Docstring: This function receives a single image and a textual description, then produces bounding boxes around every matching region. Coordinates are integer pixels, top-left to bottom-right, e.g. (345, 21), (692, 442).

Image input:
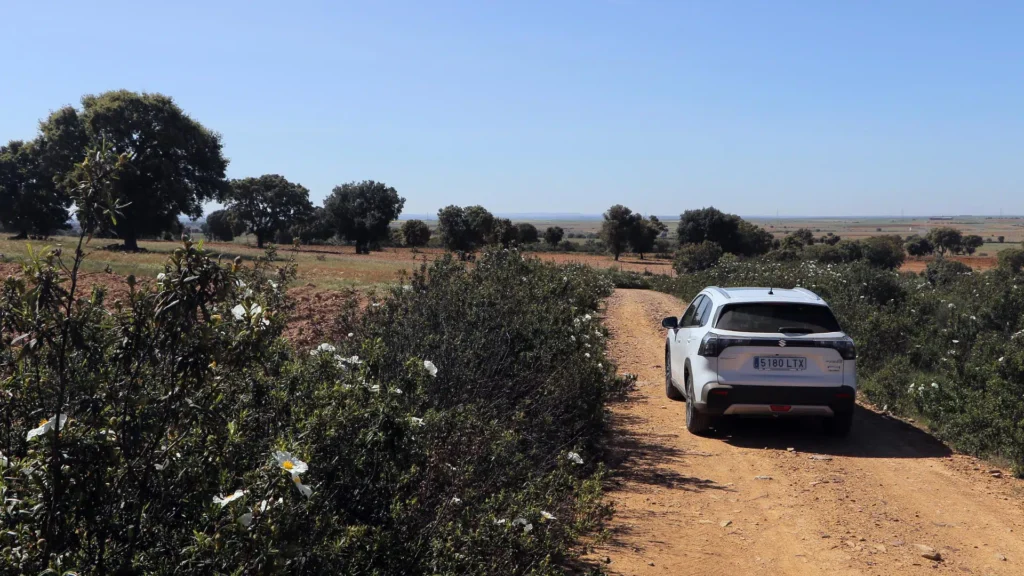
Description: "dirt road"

(591, 289), (1024, 576)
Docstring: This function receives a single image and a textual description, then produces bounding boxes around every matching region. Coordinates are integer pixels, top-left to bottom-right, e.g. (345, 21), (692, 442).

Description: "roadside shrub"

(998, 248), (1024, 274)
(861, 235), (905, 269)
(804, 243), (843, 264)
(926, 257), (972, 286)
(0, 243), (618, 574)
(673, 241), (722, 273)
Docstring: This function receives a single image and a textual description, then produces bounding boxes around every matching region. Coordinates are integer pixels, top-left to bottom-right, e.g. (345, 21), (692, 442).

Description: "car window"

(697, 297), (713, 326)
(679, 296), (703, 327)
(714, 303), (842, 334)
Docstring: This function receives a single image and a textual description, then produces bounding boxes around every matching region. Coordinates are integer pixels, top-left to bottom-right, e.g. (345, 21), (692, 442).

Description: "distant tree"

(600, 204), (638, 261)
(401, 219), (432, 247)
(437, 205), (475, 252)
(997, 248), (1024, 274)
(0, 140), (70, 238)
(962, 234), (984, 255)
(789, 228), (815, 246)
(861, 235), (906, 269)
(673, 241), (723, 273)
(998, 235), (1005, 243)
(804, 244), (843, 264)
(677, 206), (772, 256)
(203, 209), (237, 242)
(628, 215), (667, 260)
(489, 218), (518, 247)
(543, 226), (564, 247)
(904, 235), (934, 257)
(226, 174), (313, 248)
(323, 180), (405, 254)
(927, 227), (963, 256)
(464, 205), (496, 246)
(819, 233), (841, 246)
(516, 222), (539, 244)
(780, 234), (806, 251)
(291, 206), (334, 244)
(834, 239), (863, 263)
(39, 90), (229, 250)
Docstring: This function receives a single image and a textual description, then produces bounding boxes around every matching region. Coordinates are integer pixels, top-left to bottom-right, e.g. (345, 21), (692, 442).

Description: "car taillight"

(834, 338), (857, 360)
(698, 333), (720, 357)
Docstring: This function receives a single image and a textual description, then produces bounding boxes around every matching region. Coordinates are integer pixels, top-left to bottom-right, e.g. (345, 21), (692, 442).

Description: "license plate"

(754, 357), (807, 371)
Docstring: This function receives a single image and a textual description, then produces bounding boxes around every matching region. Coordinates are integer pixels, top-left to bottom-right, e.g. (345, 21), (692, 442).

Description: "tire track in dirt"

(589, 289), (1024, 576)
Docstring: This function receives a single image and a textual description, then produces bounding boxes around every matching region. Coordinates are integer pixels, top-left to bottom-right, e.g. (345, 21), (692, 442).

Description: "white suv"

(663, 287), (857, 437)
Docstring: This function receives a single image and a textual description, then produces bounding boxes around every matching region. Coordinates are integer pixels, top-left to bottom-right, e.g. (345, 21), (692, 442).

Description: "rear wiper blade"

(778, 327), (813, 334)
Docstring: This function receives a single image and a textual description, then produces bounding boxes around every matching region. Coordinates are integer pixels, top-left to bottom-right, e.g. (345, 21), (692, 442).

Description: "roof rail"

(707, 286), (731, 299)
(792, 286), (821, 300)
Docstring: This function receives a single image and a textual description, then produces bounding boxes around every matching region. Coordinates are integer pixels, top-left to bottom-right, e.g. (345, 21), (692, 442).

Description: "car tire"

(665, 348), (684, 401)
(823, 410), (854, 437)
(684, 372), (715, 435)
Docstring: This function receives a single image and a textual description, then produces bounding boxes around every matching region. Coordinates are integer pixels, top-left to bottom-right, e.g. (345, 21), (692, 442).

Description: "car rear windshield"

(714, 303), (842, 334)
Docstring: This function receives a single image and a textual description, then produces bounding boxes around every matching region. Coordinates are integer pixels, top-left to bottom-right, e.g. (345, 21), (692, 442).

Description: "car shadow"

(716, 404), (952, 459)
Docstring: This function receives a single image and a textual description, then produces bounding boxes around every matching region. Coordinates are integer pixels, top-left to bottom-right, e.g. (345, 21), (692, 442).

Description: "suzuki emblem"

(778, 340), (787, 347)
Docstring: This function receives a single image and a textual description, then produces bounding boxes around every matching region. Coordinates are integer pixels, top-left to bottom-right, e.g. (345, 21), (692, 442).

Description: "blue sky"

(2, 1), (1022, 217)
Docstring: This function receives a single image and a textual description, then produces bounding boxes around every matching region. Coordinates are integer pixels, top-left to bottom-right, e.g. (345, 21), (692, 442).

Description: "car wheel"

(684, 372), (714, 435)
(823, 410), (854, 437)
(665, 348), (684, 401)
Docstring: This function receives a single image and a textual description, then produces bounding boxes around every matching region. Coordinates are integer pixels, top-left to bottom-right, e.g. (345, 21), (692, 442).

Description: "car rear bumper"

(697, 384), (856, 416)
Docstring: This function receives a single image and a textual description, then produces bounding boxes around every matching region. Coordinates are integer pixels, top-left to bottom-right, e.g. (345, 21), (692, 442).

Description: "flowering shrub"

(0, 241), (619, 574)
(628, 258), (1024, 475)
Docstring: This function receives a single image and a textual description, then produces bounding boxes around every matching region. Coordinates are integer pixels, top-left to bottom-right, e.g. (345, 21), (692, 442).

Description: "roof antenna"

(768, 287), (774, 295)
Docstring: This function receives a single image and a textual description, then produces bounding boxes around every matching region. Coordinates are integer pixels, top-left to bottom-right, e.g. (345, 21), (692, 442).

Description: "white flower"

(952, 340), (959, 344)
(567, 452), (584, 465)
(238, 512), (253, 527)
(970, 315), (976, 320)
(393, 388), (403, 395)
(273, 451), (308, 476)
(597, 363), (602, 369)
(269, 280), (278, 289)
(423, 360), (438, 377)
(311, 343), (336, 356)
(494, 518), (507, 525)
(292, 475), (313, 497)
(999, 356), (1005, 363)
(346, 355), (363, 365)
(931, 382), (939, 389)
(511, 517), (534, 532)
(540, 511), (556, 521)
(450, 496), (462, 504)
(948, 303), (955, 309)
(570, 336), (576, 342)
(583, 314), (591, 322)
(409, 417), (425, 427)
(156, 272), (166, 281)
(908, 384), (915, 392)
(250, 304), (263, 316)
(584, 353), (590, 358)
(347, 333), (354, 338)
(369, 384), (380, 393)
(213, 489), (246, 507)
(0, 451), (7, 468)
(231, 304), (247, 320)
(26, 415), (68, 441)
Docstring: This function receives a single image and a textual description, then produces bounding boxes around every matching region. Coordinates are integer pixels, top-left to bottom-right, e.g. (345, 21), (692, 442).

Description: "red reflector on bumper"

(769, 405), (791, 412)
(710, 389), (729, 396)
(835, 393), (853, 399)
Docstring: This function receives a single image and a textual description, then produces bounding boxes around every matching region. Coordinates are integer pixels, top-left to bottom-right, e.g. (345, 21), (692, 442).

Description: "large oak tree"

(0, 140), (71, 238)
(226, 174), (313, 248)
(323, 180), (405, 254)
(39, 90), (228, 249)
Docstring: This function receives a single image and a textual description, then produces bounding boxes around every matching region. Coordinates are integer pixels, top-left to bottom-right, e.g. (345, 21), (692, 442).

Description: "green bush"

(925, 257), (973, 285)
(998, 248), (1024, 274)
(0, 244), (619, 574)
(673, 241), (723, 273)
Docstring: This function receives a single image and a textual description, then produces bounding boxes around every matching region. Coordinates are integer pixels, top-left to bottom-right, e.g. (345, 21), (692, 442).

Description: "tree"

(835, 239), (863, 263)
(203, 209), (237, 241)
(293, 206), (335, 244)
(0, 140), (70, 238)
(515, 222), (539, 244)
(38, 90), (229, 250)
(962, 234), (984, 255)
(780, 234), (806, 251)
(401, 219), (432, 247)
(628, 215), (667, 260)
(464, 205), (496, 246)
(927, 227), (963, 256)
(819, 233), (841, 246)
(225, 174), (313, 248)
(543, 226), (564, 247)
(677, 206), (772, 256)
(904, 235), (934, 257)
(998, 235), (1005, 243)
(489, 218), (518, 247)
(323, 180), (405, 254)
(673, 241), (723, 273)
(789, 228), (815, 246)
(437, 205), (475, 252)
(600, 204), (637, 261)
(861, 235), (906, 269)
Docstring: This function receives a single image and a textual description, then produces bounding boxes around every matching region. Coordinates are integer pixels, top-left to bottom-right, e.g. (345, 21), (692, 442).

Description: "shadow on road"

(718, 404), (952, 459)
(603, 409), (732, 491)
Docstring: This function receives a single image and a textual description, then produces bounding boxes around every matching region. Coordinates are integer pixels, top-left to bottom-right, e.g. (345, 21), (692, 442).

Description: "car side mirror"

(662, 316), (678, 329)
